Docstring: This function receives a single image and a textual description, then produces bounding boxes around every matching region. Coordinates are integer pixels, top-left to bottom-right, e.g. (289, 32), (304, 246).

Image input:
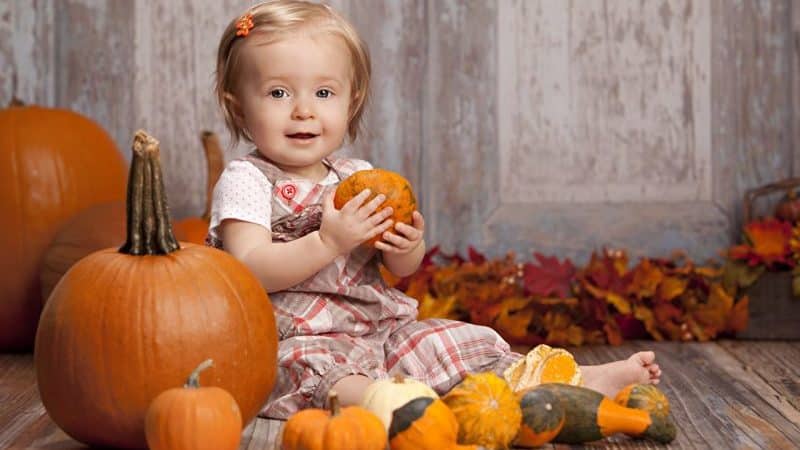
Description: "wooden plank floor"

(1, 340), (798, 449)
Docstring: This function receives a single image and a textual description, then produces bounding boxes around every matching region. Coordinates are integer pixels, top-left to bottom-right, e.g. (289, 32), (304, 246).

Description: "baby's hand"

(319, 189), (394, 255)
(375, 211), (425, 255)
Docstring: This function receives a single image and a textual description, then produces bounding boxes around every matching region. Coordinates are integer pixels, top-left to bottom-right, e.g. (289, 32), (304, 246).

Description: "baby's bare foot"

(580, 351), (661, 398)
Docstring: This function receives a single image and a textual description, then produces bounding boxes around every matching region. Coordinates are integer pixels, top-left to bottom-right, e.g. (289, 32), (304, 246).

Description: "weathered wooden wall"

(2, 0), (798, 264)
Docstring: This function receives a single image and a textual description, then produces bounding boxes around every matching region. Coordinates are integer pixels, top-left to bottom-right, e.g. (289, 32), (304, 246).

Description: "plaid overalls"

(210, 152), (522, 418)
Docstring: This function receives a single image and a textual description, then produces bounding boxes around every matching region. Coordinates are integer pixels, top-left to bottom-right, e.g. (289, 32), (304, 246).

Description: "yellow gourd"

(441, 373), (521, 449)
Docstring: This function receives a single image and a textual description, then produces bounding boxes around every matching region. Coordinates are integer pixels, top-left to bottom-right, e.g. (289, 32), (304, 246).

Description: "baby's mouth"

(287, 132), (318, 139)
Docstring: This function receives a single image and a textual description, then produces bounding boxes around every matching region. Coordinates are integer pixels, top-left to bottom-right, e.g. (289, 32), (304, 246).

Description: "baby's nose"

(292, 99), (314, 120)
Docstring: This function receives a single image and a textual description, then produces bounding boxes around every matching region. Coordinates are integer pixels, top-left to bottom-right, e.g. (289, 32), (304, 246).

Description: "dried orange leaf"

(658, 276), (688, 302)
(417, 293), (459, 321)
(726, 296), (749, 333)
(628, 259), (664, 299)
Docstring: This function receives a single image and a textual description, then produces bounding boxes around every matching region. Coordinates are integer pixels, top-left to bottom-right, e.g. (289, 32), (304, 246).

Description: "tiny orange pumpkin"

(145, 359), (242, 450)
(282, 391), (387, 450)
(389, 397), (485, 450)
(333, 168), (417, 246)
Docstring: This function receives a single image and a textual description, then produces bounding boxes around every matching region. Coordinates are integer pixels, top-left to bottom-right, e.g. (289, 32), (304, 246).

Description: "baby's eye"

(269, 89), (288, 99)
(316, 89), (333, 98)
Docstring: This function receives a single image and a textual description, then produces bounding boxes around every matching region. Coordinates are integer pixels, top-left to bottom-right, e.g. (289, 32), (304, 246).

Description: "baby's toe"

(631, 350), (656, 366)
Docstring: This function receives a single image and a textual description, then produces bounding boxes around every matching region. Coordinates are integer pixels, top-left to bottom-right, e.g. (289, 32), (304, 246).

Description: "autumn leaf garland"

(382, 242), (755, 346)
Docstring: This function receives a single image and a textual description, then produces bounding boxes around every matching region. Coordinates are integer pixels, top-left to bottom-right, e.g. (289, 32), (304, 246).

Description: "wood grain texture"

(484, 202), (728, 262)
(422, 0), (498, 253)
(133, 0), (250, 219)
(4, 342), (800, 449)
(793, 1), (800, 177)
(54, 0), (135, 165)
(718, 340), (800, 412)
(711, 0), (794, 235)
(0, 0), (55, 106)
(2, 0), (800, 263)
(330, 0), (426, 192)
(498, 0), (710, 204)
(570, 340), (800, 449)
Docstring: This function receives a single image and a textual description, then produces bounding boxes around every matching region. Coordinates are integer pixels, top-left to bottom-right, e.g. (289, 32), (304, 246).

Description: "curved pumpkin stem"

(119, 130), (181, 255)
(184, 359), (214, 388)
(200, 131), (224, 221)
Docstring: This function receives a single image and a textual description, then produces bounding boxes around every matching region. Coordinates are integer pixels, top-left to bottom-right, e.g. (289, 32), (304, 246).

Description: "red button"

(281, 184), (297, 200)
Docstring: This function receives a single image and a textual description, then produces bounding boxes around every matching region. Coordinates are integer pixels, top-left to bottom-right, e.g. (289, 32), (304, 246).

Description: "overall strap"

(241, 150), (345, 184)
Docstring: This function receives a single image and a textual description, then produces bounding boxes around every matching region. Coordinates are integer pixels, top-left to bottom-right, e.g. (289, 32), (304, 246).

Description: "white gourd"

(360, 375), (438, 430)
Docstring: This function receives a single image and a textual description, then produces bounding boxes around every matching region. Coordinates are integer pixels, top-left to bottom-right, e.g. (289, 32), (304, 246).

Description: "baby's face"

(236, 31), (352, 180)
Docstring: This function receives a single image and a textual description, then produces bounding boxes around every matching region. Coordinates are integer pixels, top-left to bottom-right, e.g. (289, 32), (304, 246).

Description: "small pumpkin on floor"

(528, 383), (676, 444)
(514, 387), (565, 447)
(145, 359), (242, 450)
(503, 344), (583, 393)
(333, 168), (417, 246)
(282, 391), (386, 450)
(614, 383), (671, 419)
(360, 374), (438, 430)
(441, 372), (521, 449)
(389, 397), (486, 450)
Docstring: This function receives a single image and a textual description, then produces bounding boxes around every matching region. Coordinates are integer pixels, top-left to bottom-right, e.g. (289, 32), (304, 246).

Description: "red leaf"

(523, 252), (577, 298)
(421, 246), (441, 267)
(468, 246), (487, 264)
(614, 313), (647, 339)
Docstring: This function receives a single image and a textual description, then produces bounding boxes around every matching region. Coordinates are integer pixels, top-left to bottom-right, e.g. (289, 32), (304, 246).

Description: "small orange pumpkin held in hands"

(282, 391), (387, 450)
(146, 359), (242, 450)
(333, 168), (417, 246)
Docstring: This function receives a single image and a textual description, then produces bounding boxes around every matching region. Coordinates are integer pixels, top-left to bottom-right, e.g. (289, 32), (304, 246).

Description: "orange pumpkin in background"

(334, 168), (417, 246)
(39, 130), (225, 304)
(35, 131), (277, 449)
(0, 100), (128, 351)
(171, 131), (225, 243)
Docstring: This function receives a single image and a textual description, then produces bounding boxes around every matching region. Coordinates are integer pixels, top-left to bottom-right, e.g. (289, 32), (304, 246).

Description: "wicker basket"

(738, 178), (800, 340)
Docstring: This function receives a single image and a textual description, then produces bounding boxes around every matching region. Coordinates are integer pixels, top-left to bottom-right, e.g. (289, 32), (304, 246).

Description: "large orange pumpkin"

(39, 131), (225, 303)
(0, 101), (128, 351)
(34, 130), (277, 449)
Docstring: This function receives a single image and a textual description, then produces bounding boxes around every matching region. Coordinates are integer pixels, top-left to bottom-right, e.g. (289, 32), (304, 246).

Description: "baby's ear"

(223, 92), (245, 127)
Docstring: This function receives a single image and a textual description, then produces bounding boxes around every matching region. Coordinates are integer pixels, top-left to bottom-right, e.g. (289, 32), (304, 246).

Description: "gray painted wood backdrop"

(2, 0), (798, 264)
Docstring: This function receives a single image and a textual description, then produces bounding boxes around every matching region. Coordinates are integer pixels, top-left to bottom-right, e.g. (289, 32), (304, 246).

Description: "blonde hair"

(215, 0), (371, 146)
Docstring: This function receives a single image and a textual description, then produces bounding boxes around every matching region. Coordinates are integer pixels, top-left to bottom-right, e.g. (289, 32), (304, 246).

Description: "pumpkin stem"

(328, 391), (341, 416)
(184, 359), (214, 388)
(8, 97), (24, 107)
(119, 130), (181, 255)
(200, 131), (224, 221)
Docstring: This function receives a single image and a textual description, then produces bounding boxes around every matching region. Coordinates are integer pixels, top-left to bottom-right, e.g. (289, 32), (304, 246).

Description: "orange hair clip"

(235, 12), (254, 37)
